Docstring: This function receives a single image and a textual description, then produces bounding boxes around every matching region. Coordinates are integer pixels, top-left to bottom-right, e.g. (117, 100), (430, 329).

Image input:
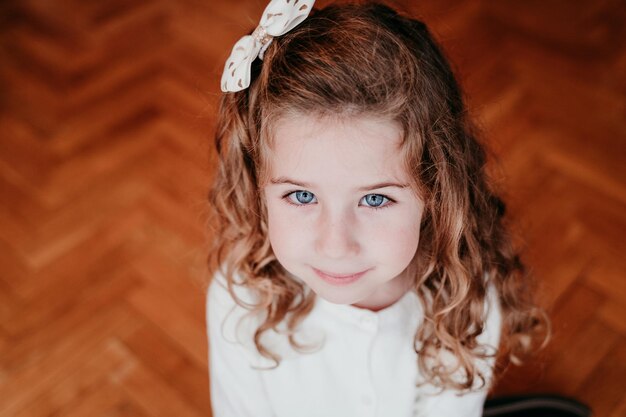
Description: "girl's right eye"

(284, 190), (317, 206)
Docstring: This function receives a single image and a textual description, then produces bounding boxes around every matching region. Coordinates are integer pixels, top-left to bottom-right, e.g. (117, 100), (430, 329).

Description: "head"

(263, 113), (424, 311)
(222, 0), (479, 295)
(209, 1), (546, 390)
(252, 3), (468, 312)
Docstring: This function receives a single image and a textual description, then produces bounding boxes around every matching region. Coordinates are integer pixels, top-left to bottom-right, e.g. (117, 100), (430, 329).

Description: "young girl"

(206, 1), (546, 416)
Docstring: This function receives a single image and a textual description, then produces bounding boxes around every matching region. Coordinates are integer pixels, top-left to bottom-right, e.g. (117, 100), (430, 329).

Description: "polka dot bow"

(220, 0), (315, 92)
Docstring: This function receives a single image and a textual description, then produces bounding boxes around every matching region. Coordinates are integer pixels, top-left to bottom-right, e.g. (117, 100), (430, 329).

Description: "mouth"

(312, 267), (370, 286)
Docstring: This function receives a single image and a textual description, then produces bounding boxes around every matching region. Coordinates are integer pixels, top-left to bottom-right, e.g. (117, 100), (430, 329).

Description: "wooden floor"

(0, 0), (624, 416)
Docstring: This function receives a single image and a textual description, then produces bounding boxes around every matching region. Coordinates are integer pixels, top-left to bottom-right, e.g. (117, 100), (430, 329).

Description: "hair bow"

(220, 0), (315, 92)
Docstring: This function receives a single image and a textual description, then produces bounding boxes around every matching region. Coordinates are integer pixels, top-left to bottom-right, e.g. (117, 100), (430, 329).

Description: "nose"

(314, 207), (360, 260)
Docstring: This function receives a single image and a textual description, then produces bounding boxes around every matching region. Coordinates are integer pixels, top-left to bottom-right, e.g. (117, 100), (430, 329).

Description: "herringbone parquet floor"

(1, 0), (624, 416)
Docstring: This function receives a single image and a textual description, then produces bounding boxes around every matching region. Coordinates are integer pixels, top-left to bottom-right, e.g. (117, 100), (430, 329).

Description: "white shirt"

(206, 271), (501, 417)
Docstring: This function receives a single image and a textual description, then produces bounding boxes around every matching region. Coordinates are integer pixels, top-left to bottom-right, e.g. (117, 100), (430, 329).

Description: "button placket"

(359, 313), (378, 332)
(357, 315), (378, 416)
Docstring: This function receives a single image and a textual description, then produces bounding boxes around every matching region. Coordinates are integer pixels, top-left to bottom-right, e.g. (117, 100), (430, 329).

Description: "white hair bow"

(220, 0), (315, 93)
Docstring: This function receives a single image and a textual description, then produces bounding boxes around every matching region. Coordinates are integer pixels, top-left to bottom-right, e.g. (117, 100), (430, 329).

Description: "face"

(262, 114), (425, 311)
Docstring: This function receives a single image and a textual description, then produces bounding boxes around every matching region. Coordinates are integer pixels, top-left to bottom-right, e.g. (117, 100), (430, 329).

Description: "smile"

(313, 267), (370, 286)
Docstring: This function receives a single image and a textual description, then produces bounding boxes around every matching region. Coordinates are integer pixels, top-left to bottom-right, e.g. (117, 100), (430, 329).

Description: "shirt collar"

(314, 288), (423, 330)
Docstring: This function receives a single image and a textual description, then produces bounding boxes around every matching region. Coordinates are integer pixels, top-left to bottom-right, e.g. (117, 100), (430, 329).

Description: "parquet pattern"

(0, 0), (624, 416)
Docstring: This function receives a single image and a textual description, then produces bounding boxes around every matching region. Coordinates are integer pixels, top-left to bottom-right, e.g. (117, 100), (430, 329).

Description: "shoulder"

(206, 269), (323, 365)
(479, 282), (502, 353)
(468, 281), (502, 390)
(206, 269), (267, 363)
(421, 280), (502, 392)
(207, 268), (258, 311)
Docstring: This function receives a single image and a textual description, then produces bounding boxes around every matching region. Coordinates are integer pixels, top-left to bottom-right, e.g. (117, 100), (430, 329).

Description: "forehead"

(267, 114), (407, 182)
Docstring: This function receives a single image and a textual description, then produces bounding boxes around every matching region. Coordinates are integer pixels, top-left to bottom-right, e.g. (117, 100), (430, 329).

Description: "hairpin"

(220, 0), (315, 92)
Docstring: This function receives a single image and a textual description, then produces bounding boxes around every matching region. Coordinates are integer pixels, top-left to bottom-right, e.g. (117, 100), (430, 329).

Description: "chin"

(311, 283), (368, 305)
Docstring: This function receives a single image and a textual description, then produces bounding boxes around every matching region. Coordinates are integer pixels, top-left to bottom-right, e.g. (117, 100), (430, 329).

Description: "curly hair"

(207, 1), (548, 391)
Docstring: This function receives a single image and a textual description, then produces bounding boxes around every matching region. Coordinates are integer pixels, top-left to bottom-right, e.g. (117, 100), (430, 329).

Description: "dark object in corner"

(484, 394), (592, 417)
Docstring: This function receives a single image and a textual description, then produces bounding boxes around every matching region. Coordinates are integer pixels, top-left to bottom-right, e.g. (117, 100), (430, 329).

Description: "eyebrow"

(269, 176), (410, 192)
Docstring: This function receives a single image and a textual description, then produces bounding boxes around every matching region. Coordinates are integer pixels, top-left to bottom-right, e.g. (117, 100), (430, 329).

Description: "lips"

(313, 267), (369, 286)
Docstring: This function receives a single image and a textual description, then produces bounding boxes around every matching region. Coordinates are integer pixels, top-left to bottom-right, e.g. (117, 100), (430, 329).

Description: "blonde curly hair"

(207, 2), (548, 392)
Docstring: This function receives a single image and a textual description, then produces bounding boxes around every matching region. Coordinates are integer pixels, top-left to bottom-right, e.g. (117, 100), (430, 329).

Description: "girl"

(206, 1), (547, 416)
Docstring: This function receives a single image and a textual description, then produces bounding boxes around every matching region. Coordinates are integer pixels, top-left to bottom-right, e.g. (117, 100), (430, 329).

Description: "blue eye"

(361, 194), (390, 208)
(286, 190), (317, 205)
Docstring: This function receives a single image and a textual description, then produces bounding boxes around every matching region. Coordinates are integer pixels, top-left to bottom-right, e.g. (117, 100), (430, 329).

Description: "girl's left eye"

(361, 194), (391, 209)
(282, 191), (393, 210)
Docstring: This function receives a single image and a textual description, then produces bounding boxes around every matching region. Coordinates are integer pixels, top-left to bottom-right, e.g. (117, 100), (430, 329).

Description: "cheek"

(266, 203), (305, 260)
(372, 210), (422, 265)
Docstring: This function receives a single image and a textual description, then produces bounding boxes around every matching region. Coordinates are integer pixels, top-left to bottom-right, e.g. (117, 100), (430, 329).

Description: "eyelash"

(281, 190), (396, 211)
